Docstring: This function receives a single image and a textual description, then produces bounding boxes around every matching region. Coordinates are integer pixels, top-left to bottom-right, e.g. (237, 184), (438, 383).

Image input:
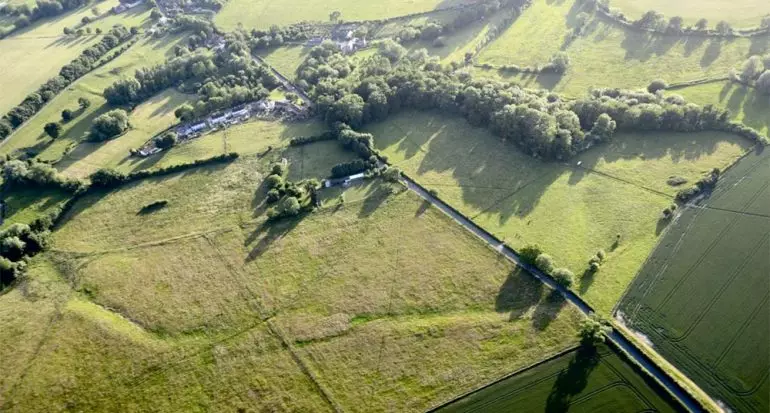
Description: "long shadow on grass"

(545, 346), (601, 413)
(496, 268), (566, 330)
(244, 216), (302, 262)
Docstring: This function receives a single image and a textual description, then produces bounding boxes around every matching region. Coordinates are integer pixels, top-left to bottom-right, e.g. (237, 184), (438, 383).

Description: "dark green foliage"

(265, 174), (284, 189)
(89, 153), (239, 189)
(2, 160), (83, 193)
(154, 132), (177, 149)
(266, 188), (281, 203)
(78, 97), (91, 109)
(535, 253), (555, 275)
(44, 122), (61, 139)
(330, 159), (367, 178)
(90, 109), (129, 141)
(288, 132), (335, 146)
(552, 267), (575, 288)
(266, 196), (301, 221)
(270, 162), (287, 177)
(519, 244), (543, 265)
(579, 313), (612, 347)
(676, 169), (720, 202)
(104, 40), (276, 119)
(0, 223), (51, 289)
(61, 109), (74, 122)
(647, 79), (668, 93)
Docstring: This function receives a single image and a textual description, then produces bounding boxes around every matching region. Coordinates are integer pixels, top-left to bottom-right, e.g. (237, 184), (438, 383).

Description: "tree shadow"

(577, 269), (595, 295)
(414, 199), (431, 217)
(495, 268), (545, 321)
(749, 33), (770, 56)
(532, 290), (567, 331)
(700, 39), (722, 68)
(244, 216), (302, 262)
(358, 184), (390, 218)
(545, 346), (602, 413)
(682, 35), (707, 58)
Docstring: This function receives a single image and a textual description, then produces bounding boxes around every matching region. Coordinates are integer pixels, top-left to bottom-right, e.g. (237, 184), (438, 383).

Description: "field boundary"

(425, 345), (580, 411)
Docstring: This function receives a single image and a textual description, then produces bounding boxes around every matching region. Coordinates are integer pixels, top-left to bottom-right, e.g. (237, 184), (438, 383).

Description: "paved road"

(252, 55), (314, 107)
(400, 176), (705, 413)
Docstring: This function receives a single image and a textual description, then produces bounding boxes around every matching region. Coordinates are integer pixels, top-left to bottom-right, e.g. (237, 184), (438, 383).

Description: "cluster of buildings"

(112, 0), (144, 14)
(136, 98), (309, 157)
(306, 23), (368, 54)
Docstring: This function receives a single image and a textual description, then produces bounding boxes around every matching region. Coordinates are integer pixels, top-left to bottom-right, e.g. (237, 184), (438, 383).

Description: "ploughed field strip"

(437, 343), (685, 413)
(617, 149), (770, 413)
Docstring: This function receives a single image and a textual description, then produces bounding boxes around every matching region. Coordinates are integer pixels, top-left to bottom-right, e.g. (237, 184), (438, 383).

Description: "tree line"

(103, 34), (280, 119)
(0, 0), (90, 36)
(731, 55), (770, 95)
(295, 42), (767, 162)
(0, 25), (133, 141)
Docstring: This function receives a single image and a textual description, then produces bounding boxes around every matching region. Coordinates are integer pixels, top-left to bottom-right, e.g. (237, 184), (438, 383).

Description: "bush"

(647, 79), (668, 93)
(535, 253), (555, 274)
(265, 174), (284, 189)
(552, 267), (575, 288)
(579, 313), (611, 347)
(289, 132), (336, 146)
(382, 166), (401, 182)
(89, 168), (127, 188)
(61, 109), (73, 122)
(266, 188), (281, 203)
(519, 244), (543, 265)
(271, 163), (287, 177)
(90, 109), (129, 141)
(154, 132), (177, 149)
(139, 199), (168, 213)
(330, 159), (367, 178)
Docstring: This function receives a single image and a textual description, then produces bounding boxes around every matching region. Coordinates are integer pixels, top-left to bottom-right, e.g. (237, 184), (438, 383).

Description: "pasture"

(617, 148), (770, 413)
(367, 111), (751, 312)
(438, 344), (684, 412)
(674, 80), (770, 135)
(0, 0), (151, 115)
(474, 0), (766, 96)
(0, 187), (70, 229)
(258, 45), (309, 80)
(0, 34), (188, 163)
(0, 148), (585, 411)
(608, 0), (770, 27)
(214, 0), (474, 31)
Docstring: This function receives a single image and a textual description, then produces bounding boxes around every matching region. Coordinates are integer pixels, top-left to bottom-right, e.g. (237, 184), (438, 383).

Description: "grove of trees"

(90, 109), (129, 141)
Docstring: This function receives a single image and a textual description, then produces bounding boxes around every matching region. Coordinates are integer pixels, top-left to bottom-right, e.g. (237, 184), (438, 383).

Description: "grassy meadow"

(0, 0), (153, 115)
(438, 344), (685, 412)
(0, 146), (586, 411)
(0, 188), (70, 229)
(609, 0), (770, 27)
(617, 148), (770, 413)
(214, 0), (474, 31)
(473, 0), (768, 96)
(258, 45), (309, 80)
(674, 81), (770, 135)
(367, 111), (751, 313)
(0, 34), (188, 163)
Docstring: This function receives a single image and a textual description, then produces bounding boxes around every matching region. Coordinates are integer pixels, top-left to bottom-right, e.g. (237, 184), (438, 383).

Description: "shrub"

(666, 176), (687, 186)
(589, 261), (601, 273)
(89, 168), (127, 188)
(139, 199), (168, 214)
(265, 174), (284, 189)
(579, 313), (611, 347)
(44, 122), (61, 139)
(0, 256), (22, 288)
(266, 188), (281, 203)
(90, 109), (129, 141)
(535, 253), (555, 274)
(330, 159), (367, 178)
(519, 244), (543, 265)
(271, 163), (287, 177)
(154, 132), (177, 149)
(289, 132), (335, 146)
(1, 236), (26, 261)
(61, 109), (73, 122)
(647, 79), (668, 93)
(552, 267), (575, 288)
(382, 166), (401, 182)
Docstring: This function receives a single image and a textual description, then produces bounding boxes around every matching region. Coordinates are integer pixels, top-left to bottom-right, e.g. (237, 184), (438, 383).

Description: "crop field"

(0, 148), (585, 411)
(367, 111), (751, 313)
(215, 0), (476, 31)
(674, 81), (770, 135)
(0, 34), (188, 162)
(609, 0), (770, 27)
(474, 0), (766, 96)
(438, 344), (684, 412)
(617, 148), (770, 413)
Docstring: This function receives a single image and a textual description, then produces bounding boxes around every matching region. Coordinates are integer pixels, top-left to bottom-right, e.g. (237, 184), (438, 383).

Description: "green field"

(367, 111), (751, 313)
(0, 145), (584, 411)
(474, 0), (765, 96)
(0, 0), (152, 115)
(609, 0), (770, 27)
(674, 81), (770, 135)
(438, 344), (685, 412)
(617, 148), (770, 413)
(214, 0), (473, 31)
(258, 45), (309, 80)
(0, 34), (188, 163)
(0, 187), (70, 229)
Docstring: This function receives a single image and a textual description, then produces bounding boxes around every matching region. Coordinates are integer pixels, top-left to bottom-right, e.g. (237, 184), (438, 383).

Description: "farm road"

(398, 175), (705, 413)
